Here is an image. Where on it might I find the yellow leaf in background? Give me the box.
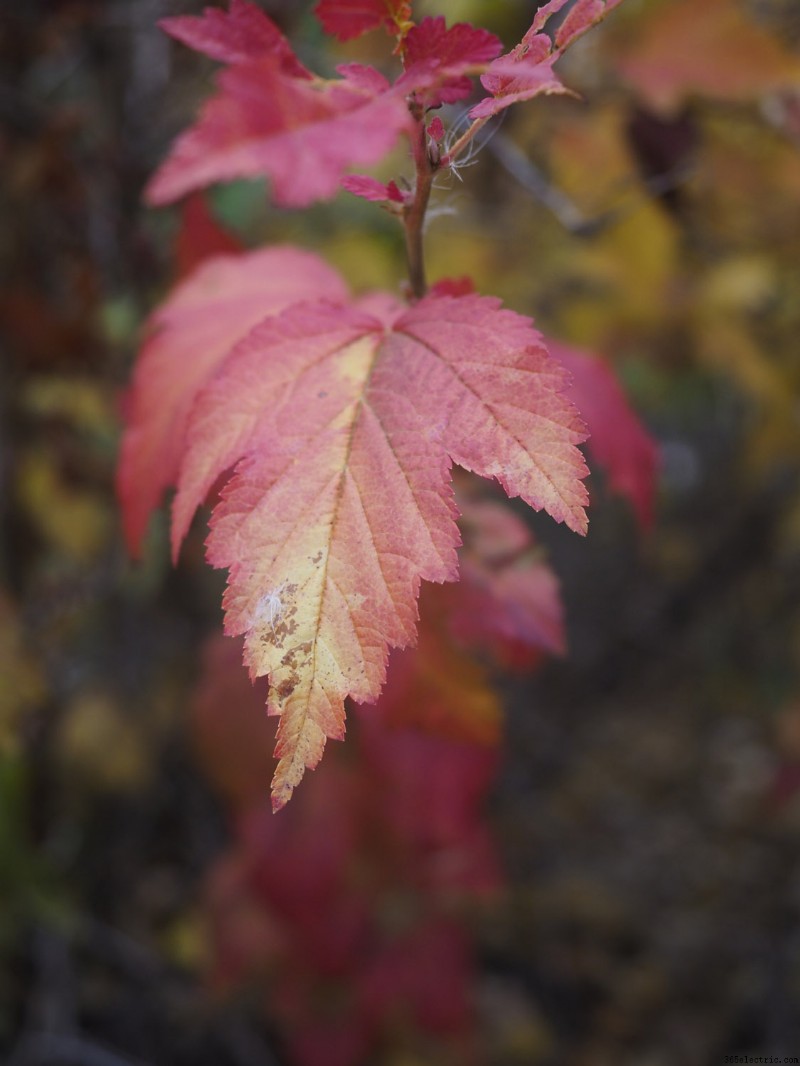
[56,690,150,792]
[694,257,782,403]
[544,104,679,343]
[700,256,777,316]
[21,376,117,443]
[16,450,112,562]
[693,255,799,472]
[696,317,788,409]
[318,229,402,294]
[696,112,800,250]
[160,908,209,972]
[425,224,500,297]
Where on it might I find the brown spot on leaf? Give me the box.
[276,677,297,700]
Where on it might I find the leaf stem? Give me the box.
[403,111,435,300]
[444,115,490,167]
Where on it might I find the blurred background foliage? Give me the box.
[2,0,800,1064]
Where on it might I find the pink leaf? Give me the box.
[116,247,348,556]
[145,61,411,208]
[471,48,565,120]
[452,495,565,657]
[550,340,659,530]
[555,0,619,50]
[471,0,623,118]
[531,0,574,35]
[164,290,587,807]
[159,0,309,76]
[341,175,404,203]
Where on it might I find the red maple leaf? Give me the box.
[315,0,413,42]
[144,281,588,809]
[159,0,308,76]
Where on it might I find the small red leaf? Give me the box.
[451,495,565,658]
[428,276,475,298]
[341,175,404,203]
[398,17,502,107]
[159,0,309,76]
[315,0,413,42]
[427,116,445,142]
[471,44,565,120]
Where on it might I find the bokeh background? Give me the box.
[2,1,800,1064]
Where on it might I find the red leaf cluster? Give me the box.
[195,632,499,1066]
[146,1,625,209]
[120,0,647,809]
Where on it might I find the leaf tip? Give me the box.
[270,784,291,813]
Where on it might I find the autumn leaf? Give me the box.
[164,288,587,808]
[550,340,659,530]
[314,0,413,42]
[554,0,624,50]
[471,40,565,120]
[146,59,412,208]
[470,0,623,119]
[446,492,566,662]
[340,175,404,204]
[117,247,348,555]
[397,17,502,108]
[159,0,308,76]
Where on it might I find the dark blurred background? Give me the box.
[2,1,800,1064]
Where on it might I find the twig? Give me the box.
[489,131,696,236]
[403,109,436,299]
